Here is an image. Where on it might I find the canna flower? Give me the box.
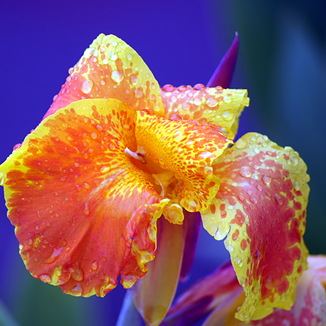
[163,255,326,326]
[0,34,309,323]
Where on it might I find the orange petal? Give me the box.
[201,132,310,321]
[135,111,232,212]
[161,85,249,138]
[0,98,165,297]
[132,218,186,326]
[44,34,165,119]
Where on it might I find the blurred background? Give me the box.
[0,0,325,325]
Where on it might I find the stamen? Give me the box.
[124,147,146,164]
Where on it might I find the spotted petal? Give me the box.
[0,98,166,297]
[44,34,165,119]
[135,111,232,212]
[161,85,249,138]
[201,132,309,321]
[249,257,326,325]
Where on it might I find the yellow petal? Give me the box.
[135,111,232,212]
[161,85,249,138]
[44,34,165,119]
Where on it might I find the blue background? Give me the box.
[1,0,325,325]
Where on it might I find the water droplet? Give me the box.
[90,132,98,140]
[70,284,83,296]
[233,257,243,266]
[81,80,93,94]
[262,175,272,186]
[274,194,284,206]
[193,97,201,106]
[206,97,218,108]
[71,268,84,282]
[83,48,94,58]
[289,156,298,165]
[40,274,52,283]
[189,200,197,208]
[46,247,64,263]
[235,138,247,149]
[221,111,234,121]
[83,182,90,190]
[111,70,124,83]
[126,54,132,60]
[162,84,175,92]
[223,95,232,103]
[130,75,138,85]
[108,52,118,60]
[256,185,263,192]
[91,261,98,271]
[135,89,143,98]
[84,202,90,216]
[239,166,252,178]
[100,80,106,86]
[250,197,258,204]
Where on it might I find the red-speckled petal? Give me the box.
[201,132,309,321]
[44,34,165,119]
[135,111,232,212]
[0,98,166,297]
[161,85,249,138]
[248,256,326,325]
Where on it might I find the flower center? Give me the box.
[124,146,175,197]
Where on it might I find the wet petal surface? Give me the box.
[0,99,164,296]
[201,132,309,321]
[161,85,249,138]
[44,34,165,119]
[135,111,232,212]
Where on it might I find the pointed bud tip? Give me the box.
[207,33,239,88]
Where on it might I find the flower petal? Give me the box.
[44,34,165,119]
[161,85,249,138]
[135,111,232,212]
[0,98,165,297]
[249,256,326,325]
[201,132,309,321]
[163,262,241,326]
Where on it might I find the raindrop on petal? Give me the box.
[221,111,234,121]
[40,274,52,283]
[71,268,84,282]
[91,261,99,271]
[206,97,218,108]
[239,166,252,178]
[111,70,124,83]
[81,80,93,94]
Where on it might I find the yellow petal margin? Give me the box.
[135,111,232,212]
[44,34,165,119]
[161,85,249,138]
[201,132,309,321]
[0,98,167,297]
